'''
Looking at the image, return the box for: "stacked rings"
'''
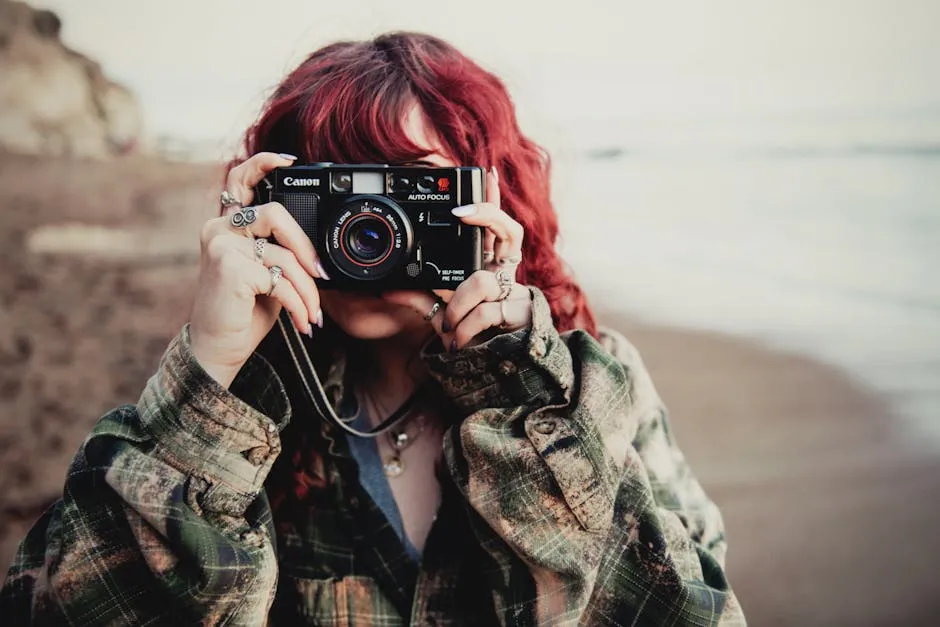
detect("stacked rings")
[494,268,514,301]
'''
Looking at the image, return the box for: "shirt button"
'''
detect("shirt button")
[531,338,547,358]
[246,446,269,466]
[498,360,517,376]
[532,419,556,435]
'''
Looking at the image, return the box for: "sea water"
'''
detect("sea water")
[549,109,940,450]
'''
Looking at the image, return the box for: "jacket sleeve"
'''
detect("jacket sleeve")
[424,288,746,626]
[0,325,292,626]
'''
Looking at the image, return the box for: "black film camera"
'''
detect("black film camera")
[256,163,486,289]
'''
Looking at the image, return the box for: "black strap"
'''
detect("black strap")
[275,310,422,438]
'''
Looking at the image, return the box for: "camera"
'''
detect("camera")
[255,163,486,289]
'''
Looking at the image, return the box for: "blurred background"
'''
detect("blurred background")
[1,0,938,624]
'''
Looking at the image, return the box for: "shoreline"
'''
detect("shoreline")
[597,308,940,626]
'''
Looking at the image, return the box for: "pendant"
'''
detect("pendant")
[383,455,404,478]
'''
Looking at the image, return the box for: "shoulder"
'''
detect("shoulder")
[595,325,644,368]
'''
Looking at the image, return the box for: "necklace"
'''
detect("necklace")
[383,414,427,478]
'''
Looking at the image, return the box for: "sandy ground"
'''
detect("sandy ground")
[2,152,939,625]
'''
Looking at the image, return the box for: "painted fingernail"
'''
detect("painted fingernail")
[441,319,452,333]
[306,323,314,338]
[314,309,324,328]
[451,205,478,217]
[449,339,457,353]
[491,166,499,183]
[278,153,298,160]
[315,261,331,280]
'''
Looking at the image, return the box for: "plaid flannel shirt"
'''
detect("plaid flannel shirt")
[1,288,745,625]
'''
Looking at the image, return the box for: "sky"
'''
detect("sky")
[35,0,940,146]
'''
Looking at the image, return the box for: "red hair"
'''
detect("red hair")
[236,31,596,335]
[234,33,598,520]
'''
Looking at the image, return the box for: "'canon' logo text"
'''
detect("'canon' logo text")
[283,177,320,187]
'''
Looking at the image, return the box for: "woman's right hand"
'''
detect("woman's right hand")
[189,152,329,388]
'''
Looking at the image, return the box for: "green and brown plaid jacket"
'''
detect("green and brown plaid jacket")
[1,289,745,625]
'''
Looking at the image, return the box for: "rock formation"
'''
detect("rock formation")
[0,1,143,157]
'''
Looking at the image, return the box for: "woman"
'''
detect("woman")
[1,32,744,625]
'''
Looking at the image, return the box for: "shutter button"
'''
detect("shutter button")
[532,419,556,435]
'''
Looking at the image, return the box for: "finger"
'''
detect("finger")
[223,152,298,212]
[451,201,524,266]
[441,271,500,333]
[242,239,322,329]
[245,260,310,333]
[219,202,327,281]
[381,290,445,335]
[483,230,496,264]
[487,165,500,207]
[453,297,530,348]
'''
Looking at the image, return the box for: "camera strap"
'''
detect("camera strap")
[276,310,422,438]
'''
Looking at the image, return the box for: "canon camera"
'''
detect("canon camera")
[256,163,486,289]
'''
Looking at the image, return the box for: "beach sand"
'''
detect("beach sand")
[1,152,938,625]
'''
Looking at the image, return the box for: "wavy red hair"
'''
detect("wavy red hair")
[235,31,596,335]
[235,33,598,519]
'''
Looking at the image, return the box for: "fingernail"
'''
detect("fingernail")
[315,261,331,280]
[451,205,477,217]
[491,166,499,183]
[278,153,298,160]
[441,319,451,333]
[306,323,314,338]
[449,339,457,353]
[314,309,324,328]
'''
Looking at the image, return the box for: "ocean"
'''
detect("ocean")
[548,109,940,451]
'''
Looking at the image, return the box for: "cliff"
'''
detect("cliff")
[0,1,143,157]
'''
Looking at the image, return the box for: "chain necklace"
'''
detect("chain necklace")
[357,386,431,478]
[383,413,428,478]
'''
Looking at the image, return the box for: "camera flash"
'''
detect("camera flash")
[352,172,384,194]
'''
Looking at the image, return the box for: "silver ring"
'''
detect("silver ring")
[483,250,495,263]
[498,299,510,329]
[230,206,258,229]
[423,299,444,322]
[495,268,514,301]
[220,189,242,209]
[254,238,266,263]
[266,265,283,297]
[497,254,522,266]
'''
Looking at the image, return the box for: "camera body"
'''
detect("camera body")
[255,163,485,290]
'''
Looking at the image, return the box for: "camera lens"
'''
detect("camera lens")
[416,175,436,194]
[345,215,392,264]
[332,172,352,193]
[390,174,412,194]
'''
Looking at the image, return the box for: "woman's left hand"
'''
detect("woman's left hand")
[383,167,533,351]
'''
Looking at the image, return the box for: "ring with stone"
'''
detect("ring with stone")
[254,238,267,263]
[494,268,514,301]
[483,249,495,263]
[230,206,258,230]
[266,265,283,297]
[220,189,242,209]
